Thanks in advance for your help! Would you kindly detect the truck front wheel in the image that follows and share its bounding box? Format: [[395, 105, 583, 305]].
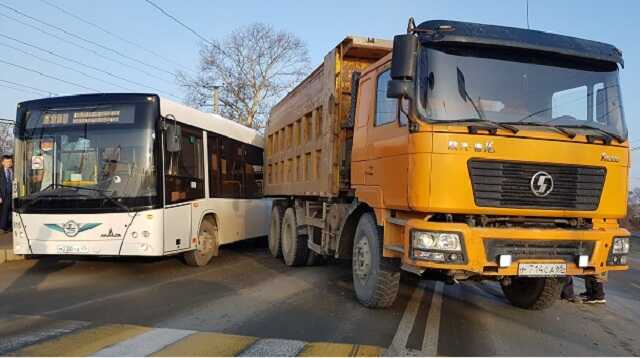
[[501, 277, 562, 310], [352, 213, 400, 308], [281, 207, 308, 266]]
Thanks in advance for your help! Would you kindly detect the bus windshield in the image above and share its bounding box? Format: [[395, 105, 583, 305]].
[[416, 46, 627, 139], [15, 102, 159, 212]]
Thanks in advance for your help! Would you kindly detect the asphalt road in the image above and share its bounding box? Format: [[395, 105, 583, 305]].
[[0, 239, 639, 356]]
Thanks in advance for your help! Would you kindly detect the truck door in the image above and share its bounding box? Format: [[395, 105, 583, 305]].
[[365, 67, 409, 209]]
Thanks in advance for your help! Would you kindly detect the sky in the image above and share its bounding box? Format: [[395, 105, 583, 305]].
[[0, 0, 638, 184]]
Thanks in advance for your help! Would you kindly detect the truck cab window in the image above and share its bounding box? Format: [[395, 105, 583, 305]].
[[375, 70, 397, 126]]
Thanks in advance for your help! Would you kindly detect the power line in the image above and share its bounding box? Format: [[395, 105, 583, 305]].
[[0, 58, 100, 92], [143, 0, 212, 45], [0, 82, 49, 97], [0, 11, 176, 88], [38, 0, 196, 76], [0, 79, 57, 96], [0, 41, 133, 92], [0, 1, 178, 79], [0, 32, 181, 99]]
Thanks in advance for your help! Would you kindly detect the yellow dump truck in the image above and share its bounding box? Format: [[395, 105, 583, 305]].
[[264, 19, 630, 309]]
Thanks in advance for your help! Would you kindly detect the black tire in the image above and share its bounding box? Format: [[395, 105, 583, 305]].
[[306, 251, 325, 266], [184, 219, 217, 267], [352, 213, 400, 308], [501, 277, 562, 310], [268, 206, 284, 258], [281, 207, 308, 266]]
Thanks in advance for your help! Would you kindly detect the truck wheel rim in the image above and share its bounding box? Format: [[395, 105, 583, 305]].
[[354, 237, 371, 282]]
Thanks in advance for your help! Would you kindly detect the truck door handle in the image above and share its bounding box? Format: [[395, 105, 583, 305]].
[[365, 166, 374, 175]]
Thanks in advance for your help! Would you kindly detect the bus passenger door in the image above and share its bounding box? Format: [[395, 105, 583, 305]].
[[163, 203, 192, 252], [163, 122, 205, 252]]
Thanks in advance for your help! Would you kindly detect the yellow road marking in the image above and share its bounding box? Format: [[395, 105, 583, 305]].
[[16, 324, 150, 356], [152, 331, 257, 357], [299, 342, 383, 357]]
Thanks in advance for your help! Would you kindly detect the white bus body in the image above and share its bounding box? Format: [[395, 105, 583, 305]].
[[12, 94, 269, 263]]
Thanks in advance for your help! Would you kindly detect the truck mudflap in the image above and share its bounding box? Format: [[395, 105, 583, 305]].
[[398, 219, 630, 277]]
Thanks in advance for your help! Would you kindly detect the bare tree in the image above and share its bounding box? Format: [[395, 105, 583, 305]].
[[177, 23, 310, 130]]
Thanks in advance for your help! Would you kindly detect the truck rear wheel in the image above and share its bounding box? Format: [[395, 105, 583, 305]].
[[184, 219, 217, 267], [501, 277, 562, 310], [281, 207, 308, 266], [268, 206, 284, 258], [352, 213, 400, 308]]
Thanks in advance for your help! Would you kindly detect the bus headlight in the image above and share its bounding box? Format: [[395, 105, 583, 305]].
[[142, 231, 151, 238], [412, 230, 465, 263]]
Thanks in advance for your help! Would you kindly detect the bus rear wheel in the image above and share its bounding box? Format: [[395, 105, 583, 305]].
[[501, 277, 562, 310], [268, 206, 284, 258], [184, 219, 217, 267], [281, 207, 308, 266], [352, 213, 400, 308]]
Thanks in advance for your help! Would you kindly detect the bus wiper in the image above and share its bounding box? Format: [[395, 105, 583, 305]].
[[556, 124, 624, 144], [35, 183, 130, 212], [501, 121, 576, 139]]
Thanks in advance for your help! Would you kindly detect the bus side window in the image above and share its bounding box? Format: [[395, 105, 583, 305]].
[[208, 133, 221, 197], [244, 145, 263, 198], [220, 136, 244, 198], [165, 124, 204, 204]]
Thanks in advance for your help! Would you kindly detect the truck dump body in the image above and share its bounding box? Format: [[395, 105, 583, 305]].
[[265, 36, 391, 198]]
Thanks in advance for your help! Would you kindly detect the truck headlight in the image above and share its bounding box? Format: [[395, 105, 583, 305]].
[[612, 237, 630, 254], [411, 230, 465, 264], [609, 237, 630, 266], [412, 231, 462, 251]]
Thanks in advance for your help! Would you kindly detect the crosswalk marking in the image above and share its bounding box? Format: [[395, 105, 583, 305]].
[[421, 281, 444, 355], [299, 342, 384, 357], [386, 282, 427, 356], [0, 315, 385, 356], [152, 331, 257, 357], [16, 324, 151, 357]]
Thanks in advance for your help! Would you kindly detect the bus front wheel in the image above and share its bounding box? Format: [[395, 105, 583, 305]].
[[184, 219, 218, 267]]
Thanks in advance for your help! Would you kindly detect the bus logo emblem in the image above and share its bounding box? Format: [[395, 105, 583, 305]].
[[45, 221, 102, 237], [530, 171, 554, 197]]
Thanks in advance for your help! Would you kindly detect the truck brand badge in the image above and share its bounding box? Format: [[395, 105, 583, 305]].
[[448, 141, 494, 153], [45, 221, 101, 237], [601, 152, 620, 163], [530, 171, 554, 197]]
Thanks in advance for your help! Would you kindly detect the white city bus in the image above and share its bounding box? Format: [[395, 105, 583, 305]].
[[12, 93, 269, 266]]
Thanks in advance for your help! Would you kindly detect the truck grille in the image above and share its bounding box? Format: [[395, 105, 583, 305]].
[[484, 240, 595, 262], [468, 160, 606, 210]]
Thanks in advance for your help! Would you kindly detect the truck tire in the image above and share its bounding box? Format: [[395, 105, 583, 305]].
[[281, 207, 308, 266], [352, 212, 400, 308], [184, 219, 217, 267], [501, 277, 562, 310], [268, 206, 284, 258]]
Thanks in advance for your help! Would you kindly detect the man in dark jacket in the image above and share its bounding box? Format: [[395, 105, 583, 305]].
[[0, 155, 13, 233]]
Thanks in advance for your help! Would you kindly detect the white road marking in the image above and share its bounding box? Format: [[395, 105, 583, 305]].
[[422, 281, 444, 355], [385, 282, 426, 356], [630, 282, 640, 290], [92, 328, 194, 357], [238, 338, 306, 357]]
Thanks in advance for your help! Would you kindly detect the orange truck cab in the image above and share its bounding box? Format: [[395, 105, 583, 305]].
[[265, 19, 630, 310]]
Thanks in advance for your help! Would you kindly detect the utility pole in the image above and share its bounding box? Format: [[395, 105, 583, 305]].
[[212, 85, 221, 114]]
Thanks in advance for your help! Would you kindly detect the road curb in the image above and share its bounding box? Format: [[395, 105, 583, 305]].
[[0, 246, 24, 264]]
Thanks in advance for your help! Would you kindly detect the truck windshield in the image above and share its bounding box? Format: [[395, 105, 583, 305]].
[[14, 103, 159, 212], [416, 46, 627, 139]]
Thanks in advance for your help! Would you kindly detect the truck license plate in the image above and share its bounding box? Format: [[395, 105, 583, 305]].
[[518, 263, 566, 277]]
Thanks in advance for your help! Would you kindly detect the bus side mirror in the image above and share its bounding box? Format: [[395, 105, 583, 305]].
[[388, 34, 418, 99], [166, 123, 182, 152]]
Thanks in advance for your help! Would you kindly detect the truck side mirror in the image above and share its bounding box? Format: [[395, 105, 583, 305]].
[[166, 122, 182, 153], [388, 34, 418, 99]]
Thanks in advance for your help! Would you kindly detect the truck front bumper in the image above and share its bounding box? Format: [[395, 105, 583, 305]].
[[400, 219, 630, 277]]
